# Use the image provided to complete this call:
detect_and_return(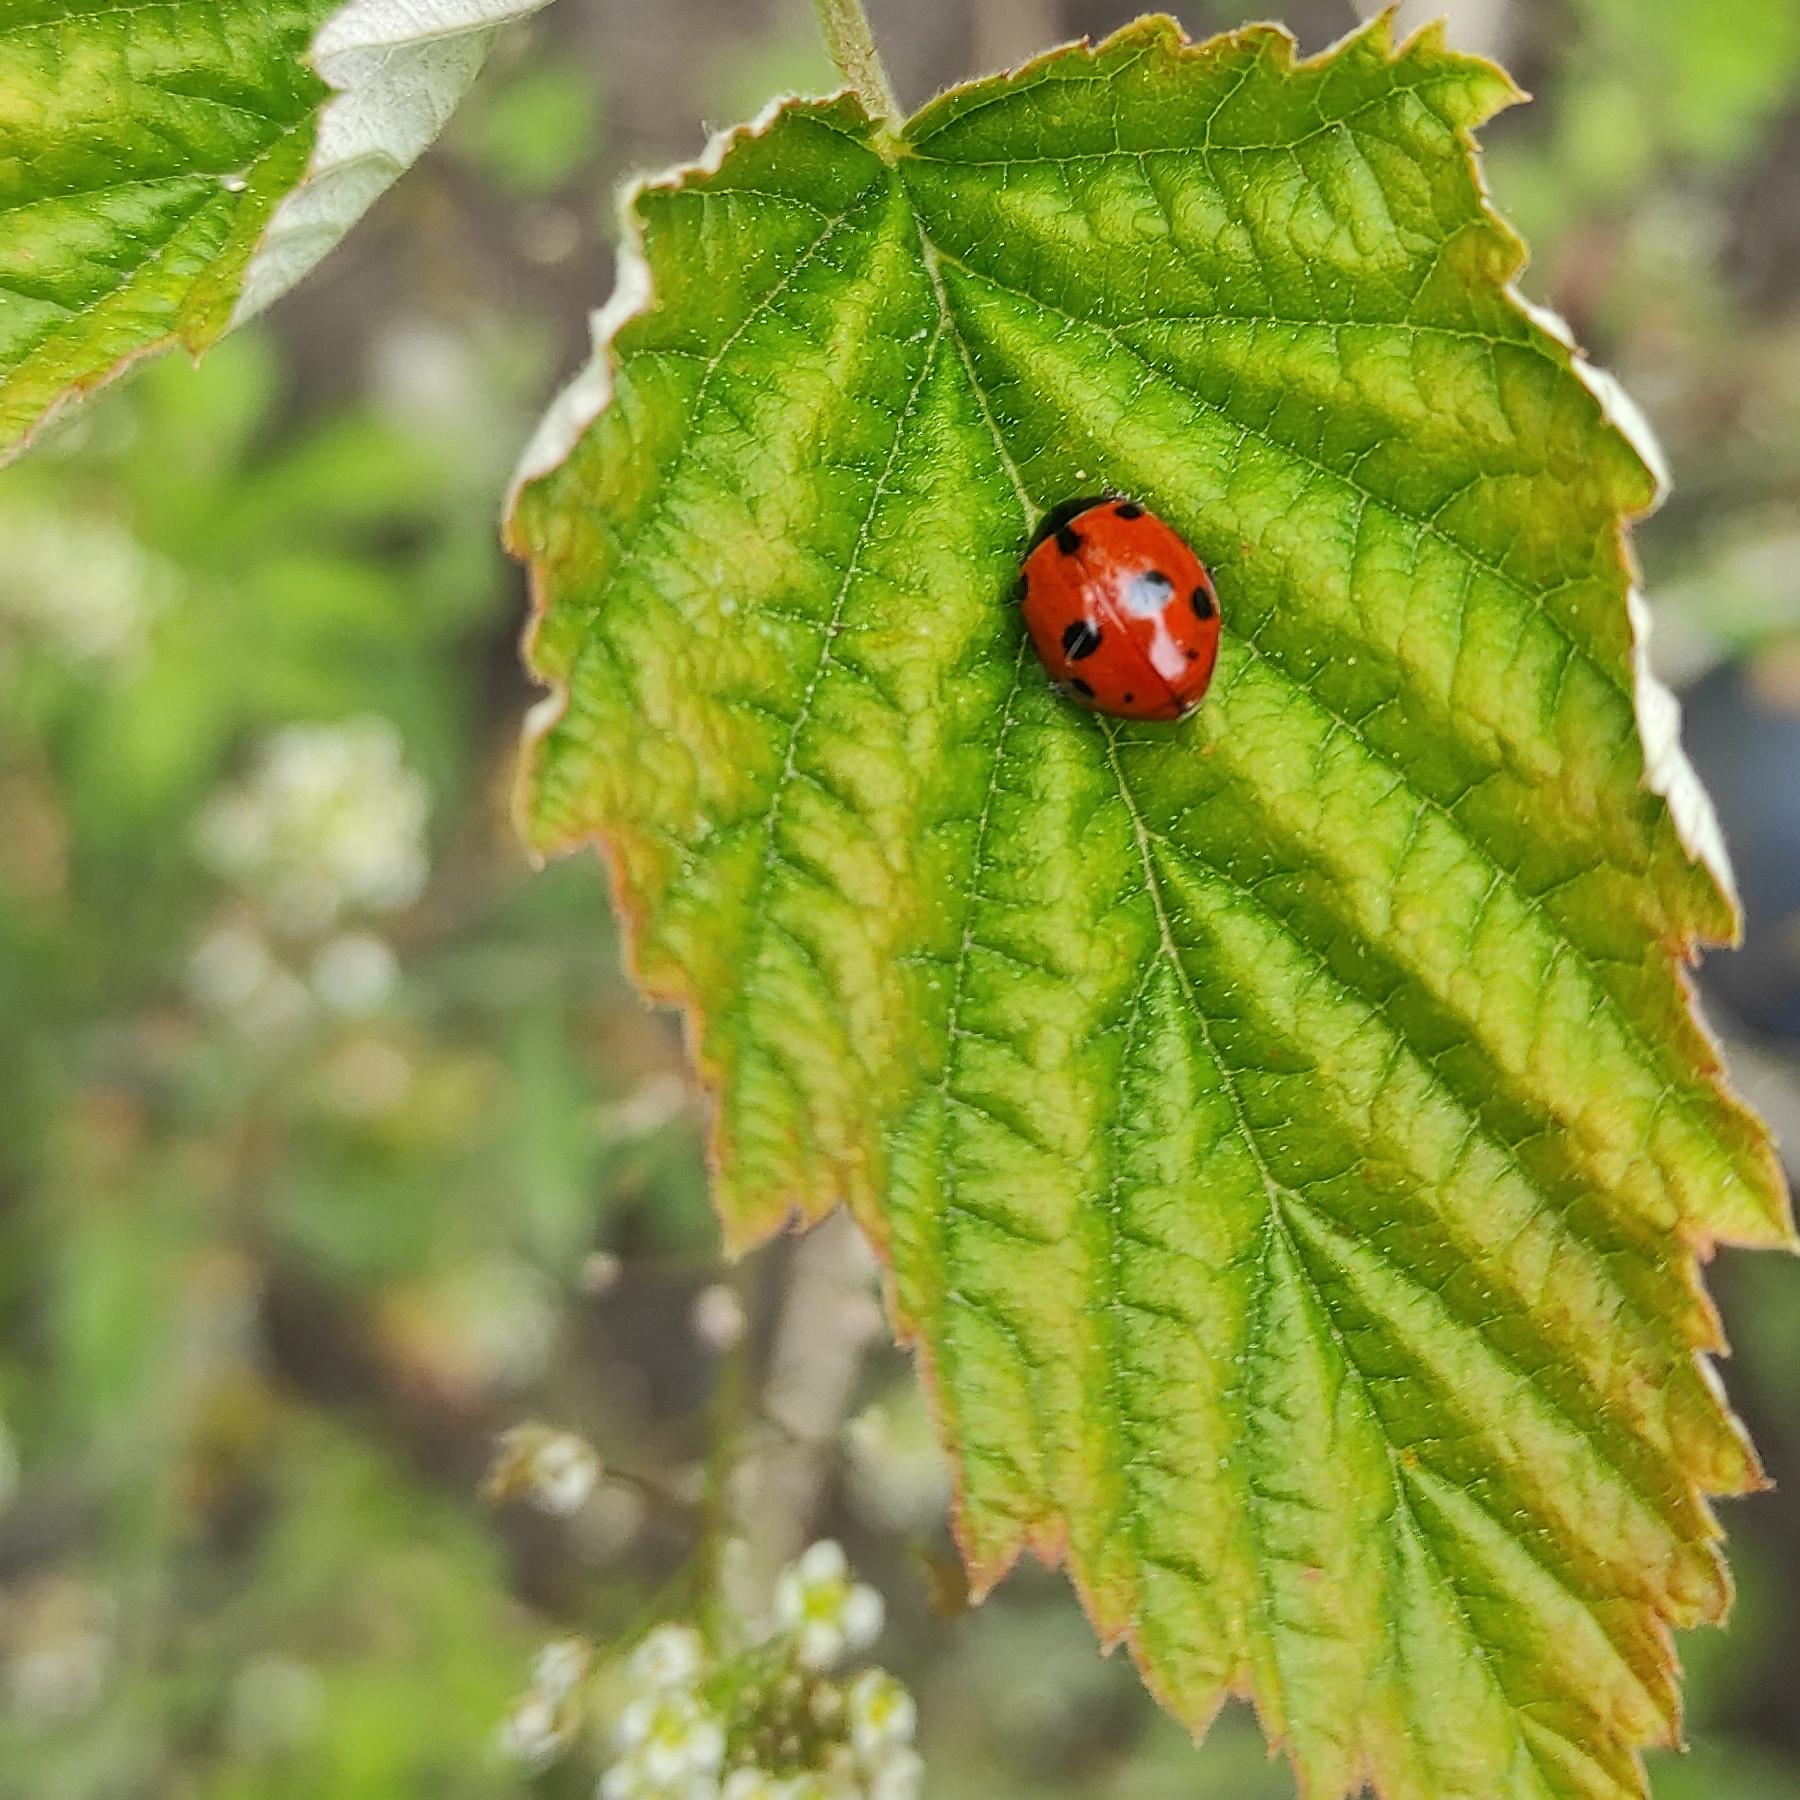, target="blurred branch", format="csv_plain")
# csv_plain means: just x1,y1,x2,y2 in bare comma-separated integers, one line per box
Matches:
732,1214,884,1581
